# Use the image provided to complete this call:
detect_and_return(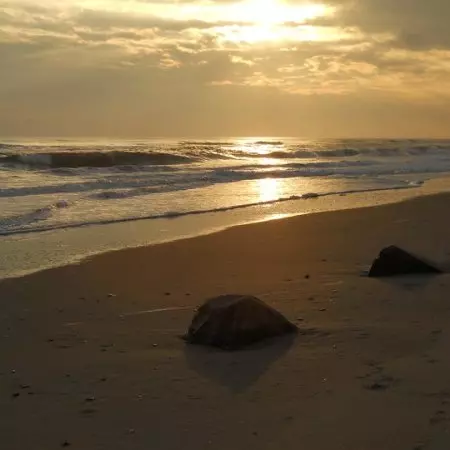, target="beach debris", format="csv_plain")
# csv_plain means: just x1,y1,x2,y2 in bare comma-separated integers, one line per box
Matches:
302,192,319,199
55,200,70,209
368,245,442,277
366,382,388,391
429,410,447,425
184,294,297,350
